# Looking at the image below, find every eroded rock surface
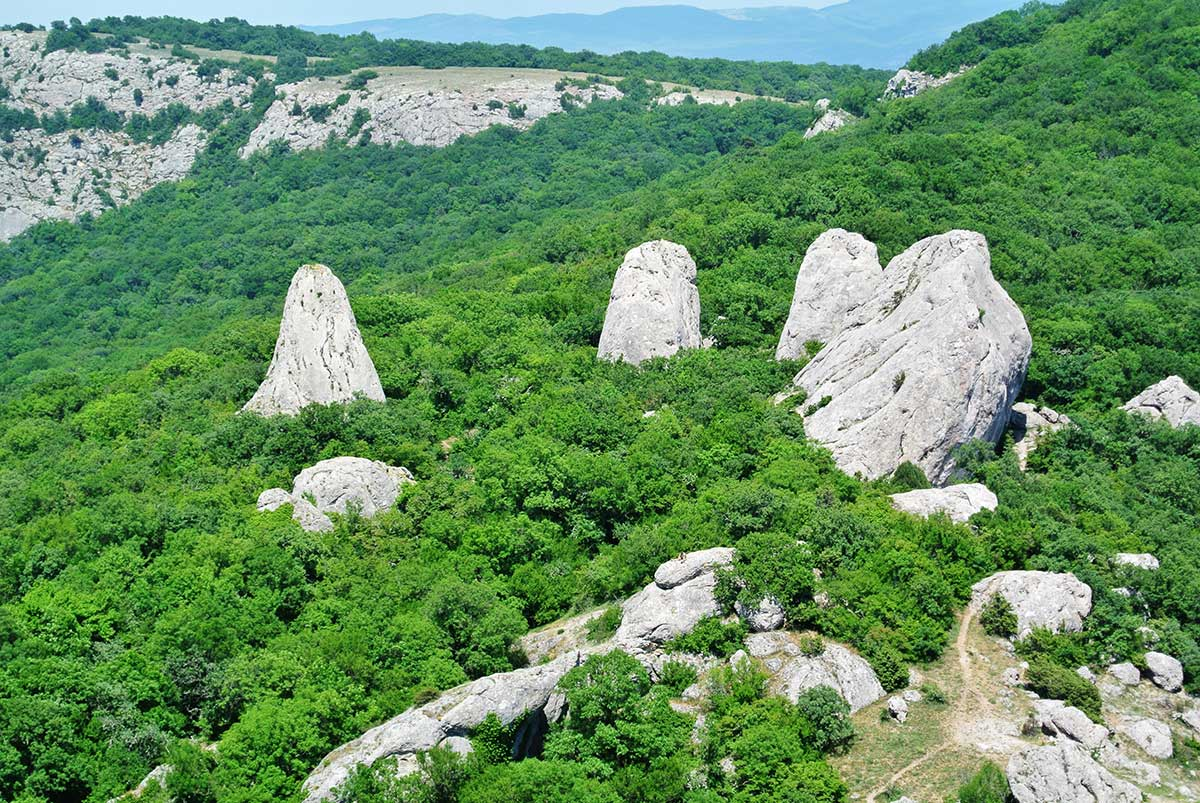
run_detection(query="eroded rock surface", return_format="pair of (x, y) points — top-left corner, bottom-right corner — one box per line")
(882, 67), (969, 99)
(597, 241), (702, 365)
(1107, 662), (1141, 686)
(301, 652), (582, 802)
(971, 571), (1092, 639)
(803, 107), (855, 138)
(257, 456), (413, 531)
(1144, 651), (1183, 692)
(257, 487), (334, 533)
(734, 596), (785, 632)
(1009, 402), (1072, 470)
(787, 230), (1031, 483)
(889, 483), (997, 524)
(1117, 716), (1173, 760)
(243, 264), (386, 416)
(1032, 700), (1109, 750)
(745, 631), (885, 712)
(1123, 376), (1200, 427)
(616, 547), (732, 652)
(1006, 741), (1141, 803)
(775, 229), (881, 360)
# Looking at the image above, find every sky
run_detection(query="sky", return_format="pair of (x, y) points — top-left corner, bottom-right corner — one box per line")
(6, 0), (837, 27)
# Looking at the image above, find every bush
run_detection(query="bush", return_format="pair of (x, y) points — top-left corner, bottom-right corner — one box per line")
(890, 461), (931, 490)
(1025, 658), (1102, 722)
(658, 660), (698, 696)
(919, 682), (946, 704)
(798, 634), (825, 657)
(980, 594), (1018, 638)
(665, 615), (746, 657)
(958, 761), (1011, 803)
(585, 606), (621, 642)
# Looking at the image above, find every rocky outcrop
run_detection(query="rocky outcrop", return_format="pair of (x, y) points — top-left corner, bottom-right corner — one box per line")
(745, 631), (885, 712)
(1112, 553), (1159, 571)
(1117, 716), (1173, 760)
(1032, 700), (1109, 750)
(1008, 402), (1072, 470)
(888, 695), (909, 722)
(785, 230), (1031, 483)
(1107, 662), (1141, 686)
(242, 69), (621, 156)
(1006, 742), (1141, 803)
(889, 483), (997, 524)
(258, 456), (414, 531)
(882, 67), (969, 99)
(1144, 651), (1183, 692)
(597, 241), (703, 366)
(803, 107), (855, 138)
(243, 264), (386, 416)
(775, 229), (881, 360)
(1123, 376), (1200, 427)
(970, 571), (1092, 639)
(734, 596), (785, 632)
(615, 548), (732, 652)
(1, 124), (204, 240)
(301, 651), (582, 803)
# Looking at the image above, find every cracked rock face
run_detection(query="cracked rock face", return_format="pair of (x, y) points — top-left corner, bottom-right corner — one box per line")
(301, 652), (582, 803)
(597, 240), (703, 365)
(775, 229), (881, 360)
(616, 548), (732, 652)
(889, 483), (997, 524)
(1033, 699), (1109, 750)
(787, 230), (1031, 484)
(1123, 376), (1200, 427)
(882, 67), (969, 99)
(243, 264), (386, 416)
(734, 596), (785, 632)
(1144, 651), (1183, 692)
(1117, 716), (1173, 760)
(1007, 741), (1141, 803)
(803, 107), (855, 138)
(745, 631), (885, 713)
(970, 571), (1092, 639)
(1008, 402), (1072, 470)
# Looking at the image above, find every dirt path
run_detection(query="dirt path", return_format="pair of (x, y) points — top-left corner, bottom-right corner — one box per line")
(864, 607), (984, 803)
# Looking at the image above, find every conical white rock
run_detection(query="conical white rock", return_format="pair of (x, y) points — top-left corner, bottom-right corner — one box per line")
(597, 241), (702, 365)
(243, 264), (385, 416)
(1123, 376), (1200, 427)
(776, 229), (881, 360)
(788, 230), (1031, 484)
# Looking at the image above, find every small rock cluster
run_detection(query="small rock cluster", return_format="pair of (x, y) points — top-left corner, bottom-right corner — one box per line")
(1123, 375), (1200, 427)
(257, 456), (414, 532)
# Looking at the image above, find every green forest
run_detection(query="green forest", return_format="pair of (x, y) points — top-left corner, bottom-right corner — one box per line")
(0, 0), (1198, 800)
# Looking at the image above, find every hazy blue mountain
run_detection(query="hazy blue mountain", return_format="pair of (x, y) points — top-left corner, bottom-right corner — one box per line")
(304, 0), (1027, 68)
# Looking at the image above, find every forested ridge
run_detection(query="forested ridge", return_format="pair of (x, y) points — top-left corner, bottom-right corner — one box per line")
(0, 0), (1199, 801)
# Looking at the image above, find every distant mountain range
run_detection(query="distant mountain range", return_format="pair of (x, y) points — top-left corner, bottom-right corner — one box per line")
(304, 0), (1027, 68)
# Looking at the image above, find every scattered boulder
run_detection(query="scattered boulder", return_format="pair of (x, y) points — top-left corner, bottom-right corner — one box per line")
(1107, 662), (1141, 686)
(1006, 741), (1141, 803)
(1179, 704), (1200, 733)
(1112, 553), (1160, 571)
(616, 548), (733, 652)
(803, 107), (855, 138)
(301, 652), (582, 803)
(597, 241), (702, 365)
(243, 264), (386, 416)
(902, 688), (922, 703)
(1032, 699), (1109, 750)
(1008, 402), (1072, 470)
(745, 631), (885, 712)
(1002, 667), (1023, 686)
(889, 483), (997, 524)
(734, 596), (786, 632)
(1123, 376), (1200, 427)
(1145, 651), (1183, 692)
(786, 231), (1031, 483)
(257, 456), (414, 532)
(882, 67), (970, 99)
(971, 571), (1092, 639)
(888, 695), (909, 723)
(1076, 666), (1097, 684)
(1117, 716), (1173, 760)
(775, 229), (882, 361)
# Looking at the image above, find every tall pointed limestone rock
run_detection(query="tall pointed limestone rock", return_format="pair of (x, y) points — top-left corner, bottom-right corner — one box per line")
(243, 264), (385, 416)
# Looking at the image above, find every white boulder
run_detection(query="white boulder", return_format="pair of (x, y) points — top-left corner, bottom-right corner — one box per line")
(256, 487), (334, 533)
(257, 456), (413, 532)
(1107, 662), (1141, 686)
(888, 695), (909, 723)
(882, 67), (969, 99)
(1006, 741), (1141, 803)
(653, 547), (735, 589)
(597, 241), (702, 365)
(1123, 376), (1200, 427)
(1179, 704), (1200, 733)
(787, 231), (1031, 483)
(1112, 553), (1159, 571)
(735, 596), (786, 632)
(745, 631), (885, 713)
(1144, 651), (1183, 692)
(616, 548), (733, 652)
(1032, 699), (1109, 750)
(803, 108), (855, 138)
(1076, 666), (1096, 684)
(243, 264), (386, 416)
(775, 229), (882, 360)
(1117, 716), (1173, 760)
(970, 571), (1092, 639)
(1009, 402), (1072, 470)
(889, 483), (997, 523)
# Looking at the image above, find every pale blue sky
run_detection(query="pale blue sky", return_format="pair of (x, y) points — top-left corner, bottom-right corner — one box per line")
(7, 0), (834, 27)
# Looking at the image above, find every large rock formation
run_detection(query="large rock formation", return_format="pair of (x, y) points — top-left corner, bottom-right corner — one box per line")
(257, 456), (414, 531)
(882, 67), (970, 99)
(1123, 376), (1200, 427)
(785, 231), (1031, 483)
(615, 547), (733, 652)
(803, 107), (855, 138)
(1007, 742), (1141, 803)
(243, 265), (386, 416)
(301, 651), (582, 803)
(970, 571), (1092, 639)
(775, 229), (881, 360)
(242, 68), (621, 156)
(889, 483), (997, 524)
(1008, 403), (1072, 470)
(597, 241), (703, 366)
(745, 631), (885, 713)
